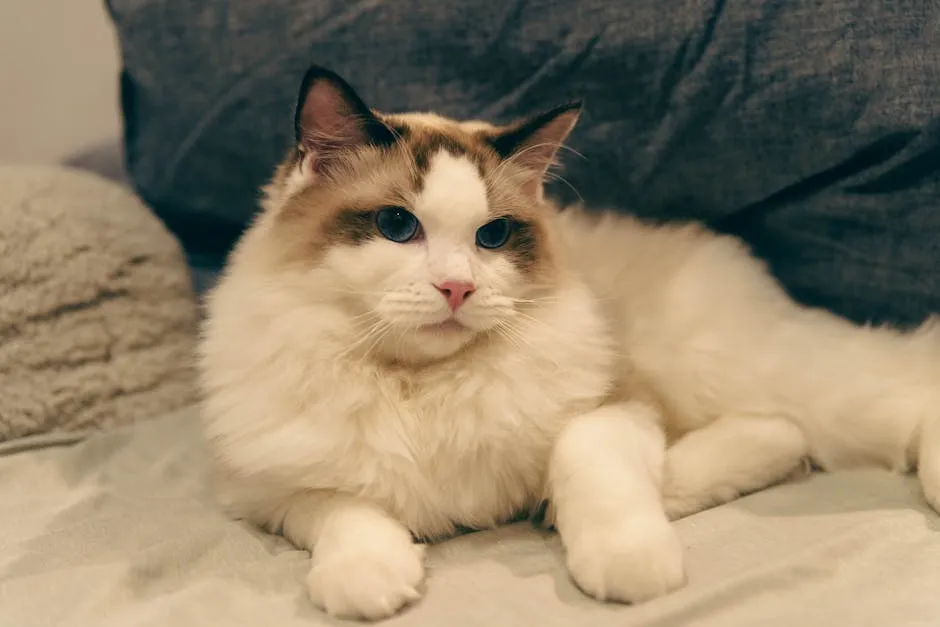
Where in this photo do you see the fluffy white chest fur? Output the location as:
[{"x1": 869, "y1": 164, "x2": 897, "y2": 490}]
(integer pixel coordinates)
[
  {"x1": 202, "y1": 270, "x2": 613, "y2": 539},
  {"x1": 198, "y1": 65, "x2": 940, "y2": 621}
]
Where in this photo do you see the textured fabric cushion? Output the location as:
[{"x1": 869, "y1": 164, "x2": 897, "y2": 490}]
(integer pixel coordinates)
[
  {"x1": 107, "y1": 0, "x2": 940, "y2": 325},
  {"x1": 2, "y1": 408, "x2": 940, "y2": 626},
  {"x1": 0, "y1": 166, "x2": 198, "y2": 441}
]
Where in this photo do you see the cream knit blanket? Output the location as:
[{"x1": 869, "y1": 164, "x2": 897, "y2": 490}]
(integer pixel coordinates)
[{"x1": 0, "y1": 166, "x2": 198, "y2": 440}]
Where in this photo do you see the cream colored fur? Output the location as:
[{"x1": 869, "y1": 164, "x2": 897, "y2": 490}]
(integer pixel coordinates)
[{"x1": 200, "y1": 119, "x2": 940, "y2": 619}]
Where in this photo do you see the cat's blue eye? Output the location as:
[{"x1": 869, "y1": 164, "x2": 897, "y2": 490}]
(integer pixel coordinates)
[
  {"x1": 475, "y1": 218, "x2": 512, "y2": 249},
  {"x1": 375, "y1": 206, "x2": 420, "y2": 243}
]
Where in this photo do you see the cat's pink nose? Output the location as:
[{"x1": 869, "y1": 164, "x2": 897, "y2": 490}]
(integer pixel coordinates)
[{"x1": 434, "y1": 281, "x2": 475, "y2": 311}]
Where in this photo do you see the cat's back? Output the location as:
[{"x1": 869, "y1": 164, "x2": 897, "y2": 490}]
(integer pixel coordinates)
[
  {"x1": 554, "y1": 209, "x2": 717, "y2": 299},
  {"x1": 554, "y1": 208, "x2": 796, "y2": 432},
  {"x1": 553, "y1": 208, "x2": 776, "y2": 323}
]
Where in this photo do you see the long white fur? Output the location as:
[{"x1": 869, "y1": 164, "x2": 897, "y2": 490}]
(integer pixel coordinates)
[{"x1": 200, "y1": 149, "x2": 940, "y2": 620}]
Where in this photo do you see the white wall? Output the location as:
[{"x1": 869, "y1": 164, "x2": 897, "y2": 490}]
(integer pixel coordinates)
[{"x1": 0, "y1": 1, "x2": 121, "y2": 164}]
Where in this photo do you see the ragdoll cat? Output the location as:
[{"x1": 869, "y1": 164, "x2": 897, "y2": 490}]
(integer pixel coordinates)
[{"x1": 198, "y1": 65, "x2": 940, "y2": 620}]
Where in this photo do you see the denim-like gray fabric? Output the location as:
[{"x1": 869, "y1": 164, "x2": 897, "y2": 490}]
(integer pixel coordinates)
[{"x1": 106, "y1": 0, "x2": 940, "y2": 325}]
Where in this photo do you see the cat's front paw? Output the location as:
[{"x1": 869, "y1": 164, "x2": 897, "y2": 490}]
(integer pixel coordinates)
[
  {"x1": 563, "y1": 514, "x2": 686, "y2": 604},
  {"x1": 307, "y1": 540, "x2": 426, "y2": 620}
]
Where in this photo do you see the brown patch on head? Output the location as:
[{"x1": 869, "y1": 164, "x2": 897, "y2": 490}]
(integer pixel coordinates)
[
  {"x1": 264, "y1": 142, "x2": 419, "y2": 268},
  {"x1": 326, "y1": 209, "x2": 377, "y2": 246},
  {"x1": 381, "y1": 112, "x2": 501, "y2": 178},
  {"x1": 483, "y1": 174, "x2": 559, "y2": 283},
  {"x1": 504, "y1": 220, "x2": 547, "y2": 277}
]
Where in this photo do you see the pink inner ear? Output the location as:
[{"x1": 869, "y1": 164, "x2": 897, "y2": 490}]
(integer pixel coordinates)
[
  {"x1": 490, "y1": 104, "x2": 581, "y2": 198},
  {"x1": 297, "y1": 80, "x2": 372, "y2": 162},
  {"x1": 512, "y1": 109, "x2": 580, "y2": 175}
]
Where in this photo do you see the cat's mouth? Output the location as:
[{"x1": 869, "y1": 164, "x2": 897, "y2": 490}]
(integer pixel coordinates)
[{"x1": 419, "y1": 319, "x2": 468, "y2": 333}]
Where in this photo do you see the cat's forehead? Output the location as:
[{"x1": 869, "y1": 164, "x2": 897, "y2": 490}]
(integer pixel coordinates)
[
  {"x1": 412, "y1": 150, "x2": 490, "y2": 228},
  {"x1": 380, "y1": 112, "x2": 502, "y2": 225},
  {"x1": 380, "y1": 112, "x2": 501, "y2": 173}
]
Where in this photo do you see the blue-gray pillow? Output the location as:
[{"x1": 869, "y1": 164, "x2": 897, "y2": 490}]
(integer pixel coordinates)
[{"x1": 106, "y1": 0, "x2": 940, "y2": 325}]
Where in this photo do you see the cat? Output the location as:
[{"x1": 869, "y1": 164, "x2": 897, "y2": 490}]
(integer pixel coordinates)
[{"x1": 197, "y1": 65, "x2": 940, "y2": 621}]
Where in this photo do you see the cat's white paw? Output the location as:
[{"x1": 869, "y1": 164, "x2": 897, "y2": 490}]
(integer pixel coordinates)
[
  {"x1": 563, "y1": 514, "x2": 686, "y2": 604},
  {"x1": 307, "y1": 539, "x2": 426, "y2": 620}
]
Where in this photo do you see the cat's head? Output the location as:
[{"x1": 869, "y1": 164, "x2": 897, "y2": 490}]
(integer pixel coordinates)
[{"x1": 260, "y1": 65, "x2": 580, "y2": 364}]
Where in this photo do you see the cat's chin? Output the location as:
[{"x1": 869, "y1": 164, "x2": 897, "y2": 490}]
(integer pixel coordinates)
[
  {"x1": 376, "y1": 320, "x2": 481, "y2": 365},
  {"x1": 418, "y1": 319, "x2": 468, "y2": 334}
]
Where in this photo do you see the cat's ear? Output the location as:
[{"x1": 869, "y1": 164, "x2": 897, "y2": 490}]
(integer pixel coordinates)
[
  {"x1": 488, "y1": 102, "x2": 581, "y2": 198},
  {"x1": 293, "y1": 65, "x2": 396, "y2": 172}
]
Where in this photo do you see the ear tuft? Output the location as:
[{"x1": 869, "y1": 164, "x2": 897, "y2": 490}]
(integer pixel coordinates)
[
  {"x1": 293, "y1": 65, "x2": 396, "y2": 172},
  {"x1": 489, "y1": 102, "x2": 582, "y2": 197}
]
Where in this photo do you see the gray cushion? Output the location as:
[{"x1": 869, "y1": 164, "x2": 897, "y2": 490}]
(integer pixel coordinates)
[{"x1": 107, "y1": 0, "x2": 940, "y2": 324}]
